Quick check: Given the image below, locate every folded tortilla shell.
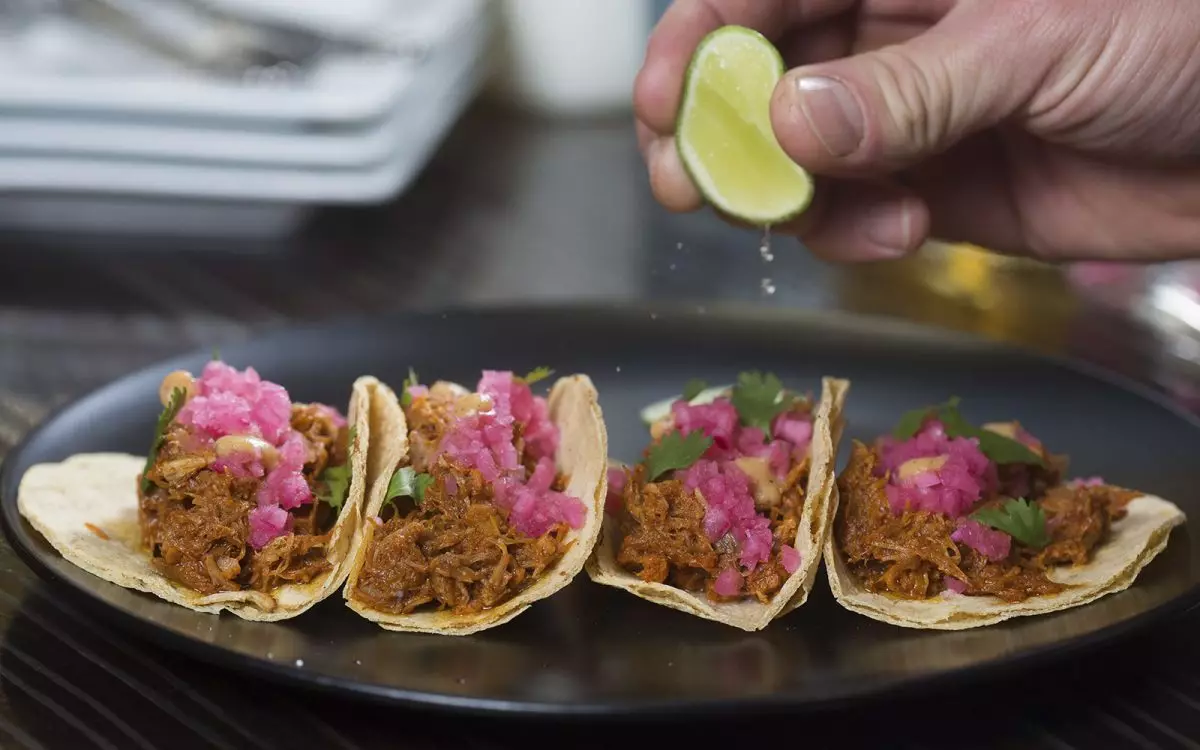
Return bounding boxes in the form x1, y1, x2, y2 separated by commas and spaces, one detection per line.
585, 377, 850, 632
824, 442, 1187, 630
343, 374, 608, 635
16, 375, 381, 621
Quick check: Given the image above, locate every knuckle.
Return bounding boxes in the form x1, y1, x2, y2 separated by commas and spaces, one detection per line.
869, 47, 956, 160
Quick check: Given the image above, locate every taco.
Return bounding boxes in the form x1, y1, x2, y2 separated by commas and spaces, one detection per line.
343, 368, 607, 635
825, 398, 1187, 629
17, 360, 375, 621
586, 373, 850, 632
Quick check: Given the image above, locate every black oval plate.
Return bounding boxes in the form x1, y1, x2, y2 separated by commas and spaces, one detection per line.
3, 305, 1199, 719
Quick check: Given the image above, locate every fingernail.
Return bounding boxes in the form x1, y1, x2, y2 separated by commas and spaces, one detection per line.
862, 200, 915, 255
795, 76, 865, 157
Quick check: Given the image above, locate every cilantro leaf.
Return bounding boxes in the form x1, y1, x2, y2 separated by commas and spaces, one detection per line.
317, 462, 352, 514
519, 366, 555, 386
400, 367, 419, 408
730, 371, 796, 432
140, 386, 188, 494
644, 431, 712, 481
971, 498, 1050, 549
386, 466, 435, 505
892, 406, 935, 439
316, 426, 358, 514
681, 378, 707, 402
892, 397, 1045, 467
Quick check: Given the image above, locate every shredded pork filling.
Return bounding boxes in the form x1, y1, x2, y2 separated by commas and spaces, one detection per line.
352, 459, 572, 615
138, 404, 346, 595
614, 460, 809, 603
836, 442, 1140, 602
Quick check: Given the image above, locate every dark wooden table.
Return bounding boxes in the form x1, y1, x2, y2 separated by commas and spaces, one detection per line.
2, 104, 1200, 749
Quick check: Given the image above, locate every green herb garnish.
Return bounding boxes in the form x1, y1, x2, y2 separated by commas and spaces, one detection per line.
730, 371, 798, 433
644, 431, 713, 481
400, 367, 419, 408
971, 498, 1050, 549
317, 463, 352, 514
519, 366, 555, 386
892, 397, 1045, 467
211, 347, 221, 361
681, 378, 707, 402
316, 426, 357, 513
386, 466, 435, 506
140, 386, 187, 494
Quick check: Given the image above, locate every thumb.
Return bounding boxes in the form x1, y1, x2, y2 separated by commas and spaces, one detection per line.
770, 6, 1051, 174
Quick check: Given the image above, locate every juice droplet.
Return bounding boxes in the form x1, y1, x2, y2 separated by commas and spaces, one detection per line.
761, 277, 776, 296
759, 226, 774, 263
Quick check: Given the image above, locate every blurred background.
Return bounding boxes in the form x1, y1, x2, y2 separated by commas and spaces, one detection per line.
1, 0, 1200, 440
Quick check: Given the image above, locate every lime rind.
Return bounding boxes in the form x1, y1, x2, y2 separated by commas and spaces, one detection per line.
676, 25, 813, 226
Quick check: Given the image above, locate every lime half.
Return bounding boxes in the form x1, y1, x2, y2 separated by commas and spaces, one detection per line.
676, 26, 813, 226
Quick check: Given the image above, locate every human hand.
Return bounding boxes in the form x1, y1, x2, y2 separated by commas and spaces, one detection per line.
637, 0, 1200, 262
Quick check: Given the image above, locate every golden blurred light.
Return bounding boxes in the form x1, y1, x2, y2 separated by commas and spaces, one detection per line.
834, 241, 1078, 353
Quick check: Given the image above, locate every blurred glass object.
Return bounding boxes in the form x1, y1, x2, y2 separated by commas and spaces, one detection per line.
836, 241, 1077, 352
488, 0, 652, 116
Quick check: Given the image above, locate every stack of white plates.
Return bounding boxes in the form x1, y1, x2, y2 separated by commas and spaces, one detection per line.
0, 0, 493, 209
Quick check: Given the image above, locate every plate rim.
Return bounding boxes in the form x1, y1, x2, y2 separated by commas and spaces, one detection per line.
3, 302, 1200, 718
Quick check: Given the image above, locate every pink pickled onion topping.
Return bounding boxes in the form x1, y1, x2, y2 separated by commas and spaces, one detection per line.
255, 430, 313, 512
681, 459, 773, 571
944, 576, 968, 594
877, 419, 995, 517
605, 467, 628, 515
248, 505, 292, 549
663, 395, 812, 573
772, 413, 813, 454
480, 370, 559, 461
734, 427, 792, 478
672, 399, 739, 451
172, 361, 347, 549
1068, 476, 1105, 488
492, 456, 586, 537
435, 371, 585, 538
950, 517, 1012, 560
178, 361, 292, 444
407, 384, 429, 399
780, 544, 801, 575
713, 567, 743, 597
210, 450, 264, 479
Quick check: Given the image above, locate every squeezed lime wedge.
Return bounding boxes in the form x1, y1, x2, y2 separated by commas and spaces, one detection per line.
676, 25, 813, 226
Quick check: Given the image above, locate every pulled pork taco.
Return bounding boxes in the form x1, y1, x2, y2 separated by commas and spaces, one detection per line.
826, 398, 1186, 630
17, 360, 374, 621
587, 373, 849, 632
343, 368, 607, 635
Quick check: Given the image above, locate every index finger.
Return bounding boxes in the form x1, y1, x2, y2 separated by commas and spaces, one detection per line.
635, 0, 856, 135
